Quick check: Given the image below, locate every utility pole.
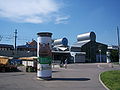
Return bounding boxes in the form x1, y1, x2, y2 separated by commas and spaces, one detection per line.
14, 29, 17, 50
117, 26, 120, 64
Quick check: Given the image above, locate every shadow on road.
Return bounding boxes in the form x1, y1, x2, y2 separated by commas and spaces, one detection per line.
52, 77, 90, 81
52, 71, 60, 73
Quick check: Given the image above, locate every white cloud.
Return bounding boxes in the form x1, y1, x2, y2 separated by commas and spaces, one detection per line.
55, 16, 70, 24
0, 0, 69, 24
24, 17, 43, 24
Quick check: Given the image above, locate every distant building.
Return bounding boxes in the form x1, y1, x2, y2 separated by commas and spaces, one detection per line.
108, 45, 118, 50
107, 45, 118, 62
52, 38, 71, 63
16, 39, 37, 57
17, 39, 37, 52
0, 44, 14, 57
70, 32, 108, 63
0, 44, 14, 51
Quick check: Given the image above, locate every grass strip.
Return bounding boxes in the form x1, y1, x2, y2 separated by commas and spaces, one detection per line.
100, 70, 120, 90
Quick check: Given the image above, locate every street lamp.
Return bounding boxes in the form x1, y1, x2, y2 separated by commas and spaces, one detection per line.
99, 50, 101, 63
106, 51, 111, 63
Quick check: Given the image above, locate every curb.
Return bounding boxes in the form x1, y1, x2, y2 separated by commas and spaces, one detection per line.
99, 72, 110, 90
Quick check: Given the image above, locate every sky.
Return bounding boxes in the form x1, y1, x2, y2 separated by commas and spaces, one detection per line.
0, 0, 120, 46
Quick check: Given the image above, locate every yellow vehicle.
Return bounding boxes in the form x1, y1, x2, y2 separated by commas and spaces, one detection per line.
0, 56, 17, 72
0, 56, 10, 65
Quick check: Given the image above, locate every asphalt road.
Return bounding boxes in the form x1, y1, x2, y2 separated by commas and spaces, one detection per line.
0, 63, 120, 90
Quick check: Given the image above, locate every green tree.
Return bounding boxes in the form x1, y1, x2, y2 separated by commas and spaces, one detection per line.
110, 50, 119, 62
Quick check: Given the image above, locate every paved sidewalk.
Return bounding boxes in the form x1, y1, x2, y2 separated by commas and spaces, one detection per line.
0, 63, 120, 90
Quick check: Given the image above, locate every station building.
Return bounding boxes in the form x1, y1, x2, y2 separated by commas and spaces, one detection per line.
70, 32, 108, 63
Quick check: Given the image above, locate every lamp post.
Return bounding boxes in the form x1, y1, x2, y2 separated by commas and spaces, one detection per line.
99, 50, 102, 63
106, 51, 111, 63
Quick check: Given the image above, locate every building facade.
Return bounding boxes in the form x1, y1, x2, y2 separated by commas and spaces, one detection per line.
0, 44, 14, 57
71, 32, 108, 63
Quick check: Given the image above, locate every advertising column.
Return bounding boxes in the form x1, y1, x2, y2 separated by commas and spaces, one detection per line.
37, 32, 52, 80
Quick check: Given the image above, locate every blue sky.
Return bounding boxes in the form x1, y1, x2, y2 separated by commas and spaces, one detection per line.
0, 0, 120, 46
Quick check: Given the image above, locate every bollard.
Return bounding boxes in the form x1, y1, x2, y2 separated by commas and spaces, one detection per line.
37, 32, 52, 80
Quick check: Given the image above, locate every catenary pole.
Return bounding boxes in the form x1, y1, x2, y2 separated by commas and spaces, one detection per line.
14, 29, 17, 50
117, 26, 120, 64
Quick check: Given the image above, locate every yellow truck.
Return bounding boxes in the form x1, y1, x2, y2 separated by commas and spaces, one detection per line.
0, 56, 10, 65
0, 56, 17, 72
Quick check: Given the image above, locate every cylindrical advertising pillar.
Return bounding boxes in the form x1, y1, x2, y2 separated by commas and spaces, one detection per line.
37, 32, 52, 80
